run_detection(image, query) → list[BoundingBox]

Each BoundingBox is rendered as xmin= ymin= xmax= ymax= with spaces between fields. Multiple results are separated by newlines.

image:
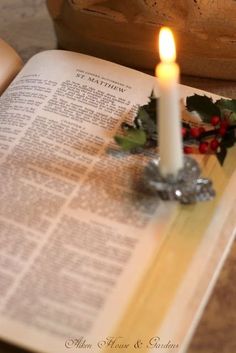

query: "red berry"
xmin=220 ymin=120 xmax=228 ymax=129
xmin=211 ymin=115 xmax=220 ymax=126
xmin=199 ymin=127 xmax=206 ymax=136
xmin=190 ymin=127 xmax=201 ymax=138
xmin=210 ymin=138 xmax=219 ymax=151
xmin=184 ymin=146 xmax=193 ymax=154
xmin=199 ymin=141 xmax=209 ymax=154
xmin=219 ymin=126 xmax=227 ymax=136
xmin=182 ymin=127 xmax=187 ymax=138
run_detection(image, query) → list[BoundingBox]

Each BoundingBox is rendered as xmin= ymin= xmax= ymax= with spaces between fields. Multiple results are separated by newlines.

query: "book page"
xmin=0 ymin=39 xmax=23 ymax=95
xmin=0 ymin=50 xmax=177 ymax=353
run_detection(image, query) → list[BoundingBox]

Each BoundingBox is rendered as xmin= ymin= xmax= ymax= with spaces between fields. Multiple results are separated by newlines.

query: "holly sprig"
xmin=114 ymin=93 xmax=236 ymax=165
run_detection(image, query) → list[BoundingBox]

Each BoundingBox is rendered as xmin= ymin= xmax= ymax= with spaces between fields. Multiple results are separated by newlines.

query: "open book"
xmin=0 ymin=47 xmax=235 ymax=353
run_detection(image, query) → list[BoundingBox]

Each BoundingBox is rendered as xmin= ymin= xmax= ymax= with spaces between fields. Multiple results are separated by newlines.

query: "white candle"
xmin=156 ymin=27 xmax=183 ymax=178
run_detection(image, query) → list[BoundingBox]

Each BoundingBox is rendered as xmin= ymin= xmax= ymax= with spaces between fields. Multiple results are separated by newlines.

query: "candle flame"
xmin=159 ymin=27 xmax=176 ymax=63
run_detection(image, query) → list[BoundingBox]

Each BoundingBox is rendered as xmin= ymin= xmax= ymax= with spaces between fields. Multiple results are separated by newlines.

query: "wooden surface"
xmin=0 ymin=1 xmax=236 ymax=352
xmin=188 ymin=245 xmax=236 ymax=353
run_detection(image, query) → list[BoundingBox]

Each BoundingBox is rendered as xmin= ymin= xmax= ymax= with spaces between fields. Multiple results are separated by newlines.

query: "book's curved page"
xmin=0 ymin=38 xmax=23 ymax=95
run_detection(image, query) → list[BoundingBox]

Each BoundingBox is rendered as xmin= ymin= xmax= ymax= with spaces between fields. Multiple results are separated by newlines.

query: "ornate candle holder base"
xmin=144 ymin=156 xmax=215 ymax=204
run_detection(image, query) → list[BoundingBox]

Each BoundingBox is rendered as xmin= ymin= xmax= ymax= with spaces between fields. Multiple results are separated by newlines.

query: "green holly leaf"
xmin=135 ymin=106 xmax=157 ymax=138
xmin=229 ymin=112 xmax=236 ymax=124
xmin=215 ymin=98 xmax=236 ymax=123
xmin=114 ymin=128 xmax=146 ymax=151
xmin=137 ymin=106 xmax=150 ymax=122
xmin=186 ymin=94 xmax=221 ymax=123
xmin=221 ymin=129 xmax=236 ymax=148
xmin=216 ymin=98 xmax=236 ymax=112
xmin=216 ymin=144 xmax=227 ymax=165
xmin=139 ymin=96 xmax=158 ymax=124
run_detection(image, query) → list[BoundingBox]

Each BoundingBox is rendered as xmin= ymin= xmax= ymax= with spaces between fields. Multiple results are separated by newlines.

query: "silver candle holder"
xmin=144 ymin=156 xmax=215 ymax=204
